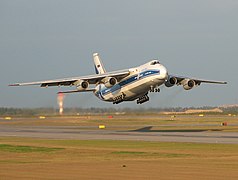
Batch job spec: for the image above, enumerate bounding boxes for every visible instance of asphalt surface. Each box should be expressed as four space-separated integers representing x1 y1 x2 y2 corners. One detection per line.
0 125 238 144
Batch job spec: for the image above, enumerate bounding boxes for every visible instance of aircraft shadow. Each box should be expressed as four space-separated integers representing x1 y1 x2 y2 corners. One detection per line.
131 126 222 133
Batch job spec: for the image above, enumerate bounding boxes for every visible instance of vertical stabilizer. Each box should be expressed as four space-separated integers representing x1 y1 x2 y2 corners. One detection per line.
93 53 106 74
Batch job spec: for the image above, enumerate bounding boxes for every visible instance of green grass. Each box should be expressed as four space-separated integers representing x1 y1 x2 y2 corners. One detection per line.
112 151 147 155
1 137 238 179
45 139 237 150
112 151 190 158
0 160 45 164
1 137 238 159
0 137 238 168
0 144 64 153
2 137 238 151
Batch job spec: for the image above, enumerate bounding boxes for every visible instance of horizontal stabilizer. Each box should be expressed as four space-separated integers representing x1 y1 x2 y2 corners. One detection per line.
57 89 95 94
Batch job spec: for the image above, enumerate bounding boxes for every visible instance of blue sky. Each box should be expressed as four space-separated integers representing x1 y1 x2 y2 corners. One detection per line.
0 0 237 108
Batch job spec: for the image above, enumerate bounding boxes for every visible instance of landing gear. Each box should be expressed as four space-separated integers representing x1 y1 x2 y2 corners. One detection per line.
149 86 160 93
137 93 149 104
113 93 126 104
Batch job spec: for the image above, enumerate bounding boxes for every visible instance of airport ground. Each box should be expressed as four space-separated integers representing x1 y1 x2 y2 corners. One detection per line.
0 114 238 179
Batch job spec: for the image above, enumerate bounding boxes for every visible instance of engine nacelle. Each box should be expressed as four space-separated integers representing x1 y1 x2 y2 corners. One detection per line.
75 80 89 90
165 76 177 87
182 79 195 90
103 77 117 88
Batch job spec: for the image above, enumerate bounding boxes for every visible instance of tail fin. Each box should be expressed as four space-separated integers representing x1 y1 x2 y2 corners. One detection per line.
93 53 106 74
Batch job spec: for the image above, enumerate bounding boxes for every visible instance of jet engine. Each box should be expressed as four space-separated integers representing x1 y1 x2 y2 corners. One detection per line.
182 79 196 90
75 80 89 90
165 76 177 87
103 77 117 88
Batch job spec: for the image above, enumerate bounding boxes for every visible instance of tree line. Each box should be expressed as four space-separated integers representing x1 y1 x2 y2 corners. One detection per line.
0 106 237 116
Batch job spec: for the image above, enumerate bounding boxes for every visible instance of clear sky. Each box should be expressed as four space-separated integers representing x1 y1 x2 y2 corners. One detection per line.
1 0 237 108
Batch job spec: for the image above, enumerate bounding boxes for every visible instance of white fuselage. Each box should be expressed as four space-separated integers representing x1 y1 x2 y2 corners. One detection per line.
94 61 168 102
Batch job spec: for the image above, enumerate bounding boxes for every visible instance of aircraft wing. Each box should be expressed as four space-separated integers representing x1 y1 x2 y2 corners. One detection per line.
57 88 96 94
9 69 130 87
170 74 227 85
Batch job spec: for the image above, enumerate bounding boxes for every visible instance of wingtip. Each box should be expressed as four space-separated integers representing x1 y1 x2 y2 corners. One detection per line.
8 84 20 87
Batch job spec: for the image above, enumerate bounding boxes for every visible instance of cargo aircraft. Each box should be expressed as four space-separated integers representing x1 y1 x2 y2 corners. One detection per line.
10 53 227 104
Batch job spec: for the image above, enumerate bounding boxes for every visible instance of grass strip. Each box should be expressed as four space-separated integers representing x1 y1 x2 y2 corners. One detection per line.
0 144 63 153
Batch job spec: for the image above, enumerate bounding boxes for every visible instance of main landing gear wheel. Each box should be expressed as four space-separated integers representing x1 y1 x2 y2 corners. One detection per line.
137 93 149 104
113 93 126 104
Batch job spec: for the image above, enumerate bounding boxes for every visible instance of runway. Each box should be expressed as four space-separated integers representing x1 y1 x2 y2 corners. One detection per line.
0 125 238 144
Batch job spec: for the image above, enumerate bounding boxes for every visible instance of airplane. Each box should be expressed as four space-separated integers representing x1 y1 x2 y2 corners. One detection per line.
9 53 227 104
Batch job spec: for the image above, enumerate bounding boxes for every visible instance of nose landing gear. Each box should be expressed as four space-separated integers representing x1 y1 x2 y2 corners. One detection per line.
149 86 160 93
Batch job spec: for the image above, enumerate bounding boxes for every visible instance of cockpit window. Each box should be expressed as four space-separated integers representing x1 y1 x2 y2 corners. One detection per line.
150 60 160 65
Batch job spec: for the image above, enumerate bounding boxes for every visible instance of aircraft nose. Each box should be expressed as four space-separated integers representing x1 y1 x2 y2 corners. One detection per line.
160 66 168 80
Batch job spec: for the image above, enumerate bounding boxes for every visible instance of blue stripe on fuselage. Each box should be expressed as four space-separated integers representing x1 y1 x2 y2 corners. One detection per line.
99 69 160 96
